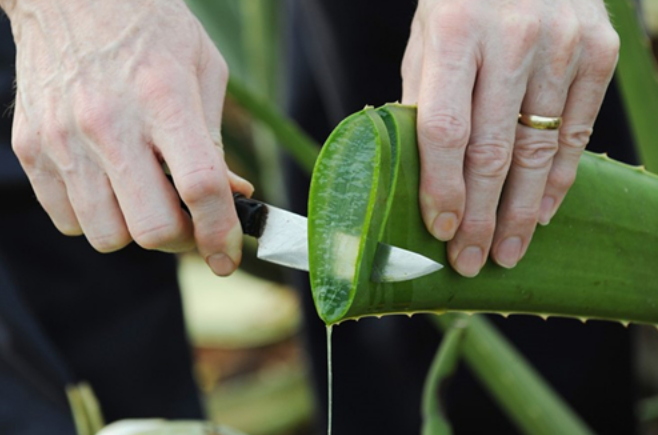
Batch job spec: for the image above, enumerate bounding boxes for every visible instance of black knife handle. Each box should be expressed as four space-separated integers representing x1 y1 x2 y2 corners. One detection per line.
233 193 268 238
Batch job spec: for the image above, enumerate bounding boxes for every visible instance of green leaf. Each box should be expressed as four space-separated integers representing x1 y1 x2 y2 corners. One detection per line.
608 0 658 171
638 395 658 423
308 104 658 325
227 79 320 175
433 314 594 435
422 316 468 435
66 382 105 435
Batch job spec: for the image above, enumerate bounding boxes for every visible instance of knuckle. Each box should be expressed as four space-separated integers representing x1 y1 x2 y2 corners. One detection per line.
422 177 464 202
548 166 577 192
546 17 581 74
429 3 475 28
465 139 512 179
498 13 540 72
11 129 38 167
560 125 593 152
419 112 470 150
513 138 558 170
583 26 620 77
87 231 131 253
459 217 496 238
201 45 229 83
177 166 223 206
76 103 112 140
214 52 229 81
505 206 538 228
132 219 184 250
502 12 540 44
139 72 178 105
43 123 69 146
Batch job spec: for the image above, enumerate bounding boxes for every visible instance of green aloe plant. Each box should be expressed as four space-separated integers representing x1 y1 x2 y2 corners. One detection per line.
308 103 658 326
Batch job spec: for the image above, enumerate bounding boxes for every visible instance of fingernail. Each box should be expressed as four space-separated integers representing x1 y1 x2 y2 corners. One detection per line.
431 212 458 241
538 196 555 226
496 236 522 269
207 253 236 276
455 246 483 277
208 225 242 276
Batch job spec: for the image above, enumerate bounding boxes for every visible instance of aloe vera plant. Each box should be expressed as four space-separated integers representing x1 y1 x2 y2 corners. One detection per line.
308 104 658 326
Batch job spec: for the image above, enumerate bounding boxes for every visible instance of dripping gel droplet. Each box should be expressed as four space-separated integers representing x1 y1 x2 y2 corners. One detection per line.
327 325 333 435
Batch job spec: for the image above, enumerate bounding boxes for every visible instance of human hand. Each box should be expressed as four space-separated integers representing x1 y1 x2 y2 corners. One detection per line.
3 0 252 276
401 0 619 277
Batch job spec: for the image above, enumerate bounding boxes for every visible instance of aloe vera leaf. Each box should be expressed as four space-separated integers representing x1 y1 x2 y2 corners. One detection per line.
187 0 321 176
308 104 658 325
607 0 658 171
433 314 594 435
308 108 393 322
421 316 467 435
227 79 320 174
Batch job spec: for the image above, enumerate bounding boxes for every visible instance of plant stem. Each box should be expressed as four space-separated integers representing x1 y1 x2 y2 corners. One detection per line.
227 78 320 175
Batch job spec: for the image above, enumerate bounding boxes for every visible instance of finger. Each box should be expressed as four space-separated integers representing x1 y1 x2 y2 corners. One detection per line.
491 75 568 268
416 21 478 243
447 48 530 277
64 164 131 253
491 14 580 268
197 48 255 199
11 99 82 236
73 94 195 253
107 147 195 253
228 170 254 197
156 75 242 277
401 19 423 104
540 27 619 225
29 169 83 236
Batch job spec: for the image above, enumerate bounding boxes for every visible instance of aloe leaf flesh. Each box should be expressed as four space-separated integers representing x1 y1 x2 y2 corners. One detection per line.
308 104 658 325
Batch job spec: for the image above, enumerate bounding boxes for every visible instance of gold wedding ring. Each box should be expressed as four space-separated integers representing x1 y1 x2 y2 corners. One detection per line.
518 113 563 130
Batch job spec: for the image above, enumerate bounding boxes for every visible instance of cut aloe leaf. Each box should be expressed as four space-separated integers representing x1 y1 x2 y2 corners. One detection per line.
308 108 393 322
308 104 658 325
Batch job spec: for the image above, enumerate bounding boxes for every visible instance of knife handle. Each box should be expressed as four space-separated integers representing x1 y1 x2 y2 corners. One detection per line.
233 193 268 238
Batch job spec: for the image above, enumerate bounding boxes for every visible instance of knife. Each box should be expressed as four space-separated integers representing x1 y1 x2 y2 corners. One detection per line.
233 194 443 283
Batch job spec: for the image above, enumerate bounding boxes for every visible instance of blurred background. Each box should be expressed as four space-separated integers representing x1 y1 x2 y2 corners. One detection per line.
178 1 314 434
174 1 658 434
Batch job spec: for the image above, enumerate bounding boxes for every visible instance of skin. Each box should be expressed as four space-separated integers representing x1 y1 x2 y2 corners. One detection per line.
0 0 253 276
1 0 619 278
401 0 620 277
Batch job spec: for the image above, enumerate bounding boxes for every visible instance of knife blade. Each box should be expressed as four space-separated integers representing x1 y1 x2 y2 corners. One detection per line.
234 194 443 283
